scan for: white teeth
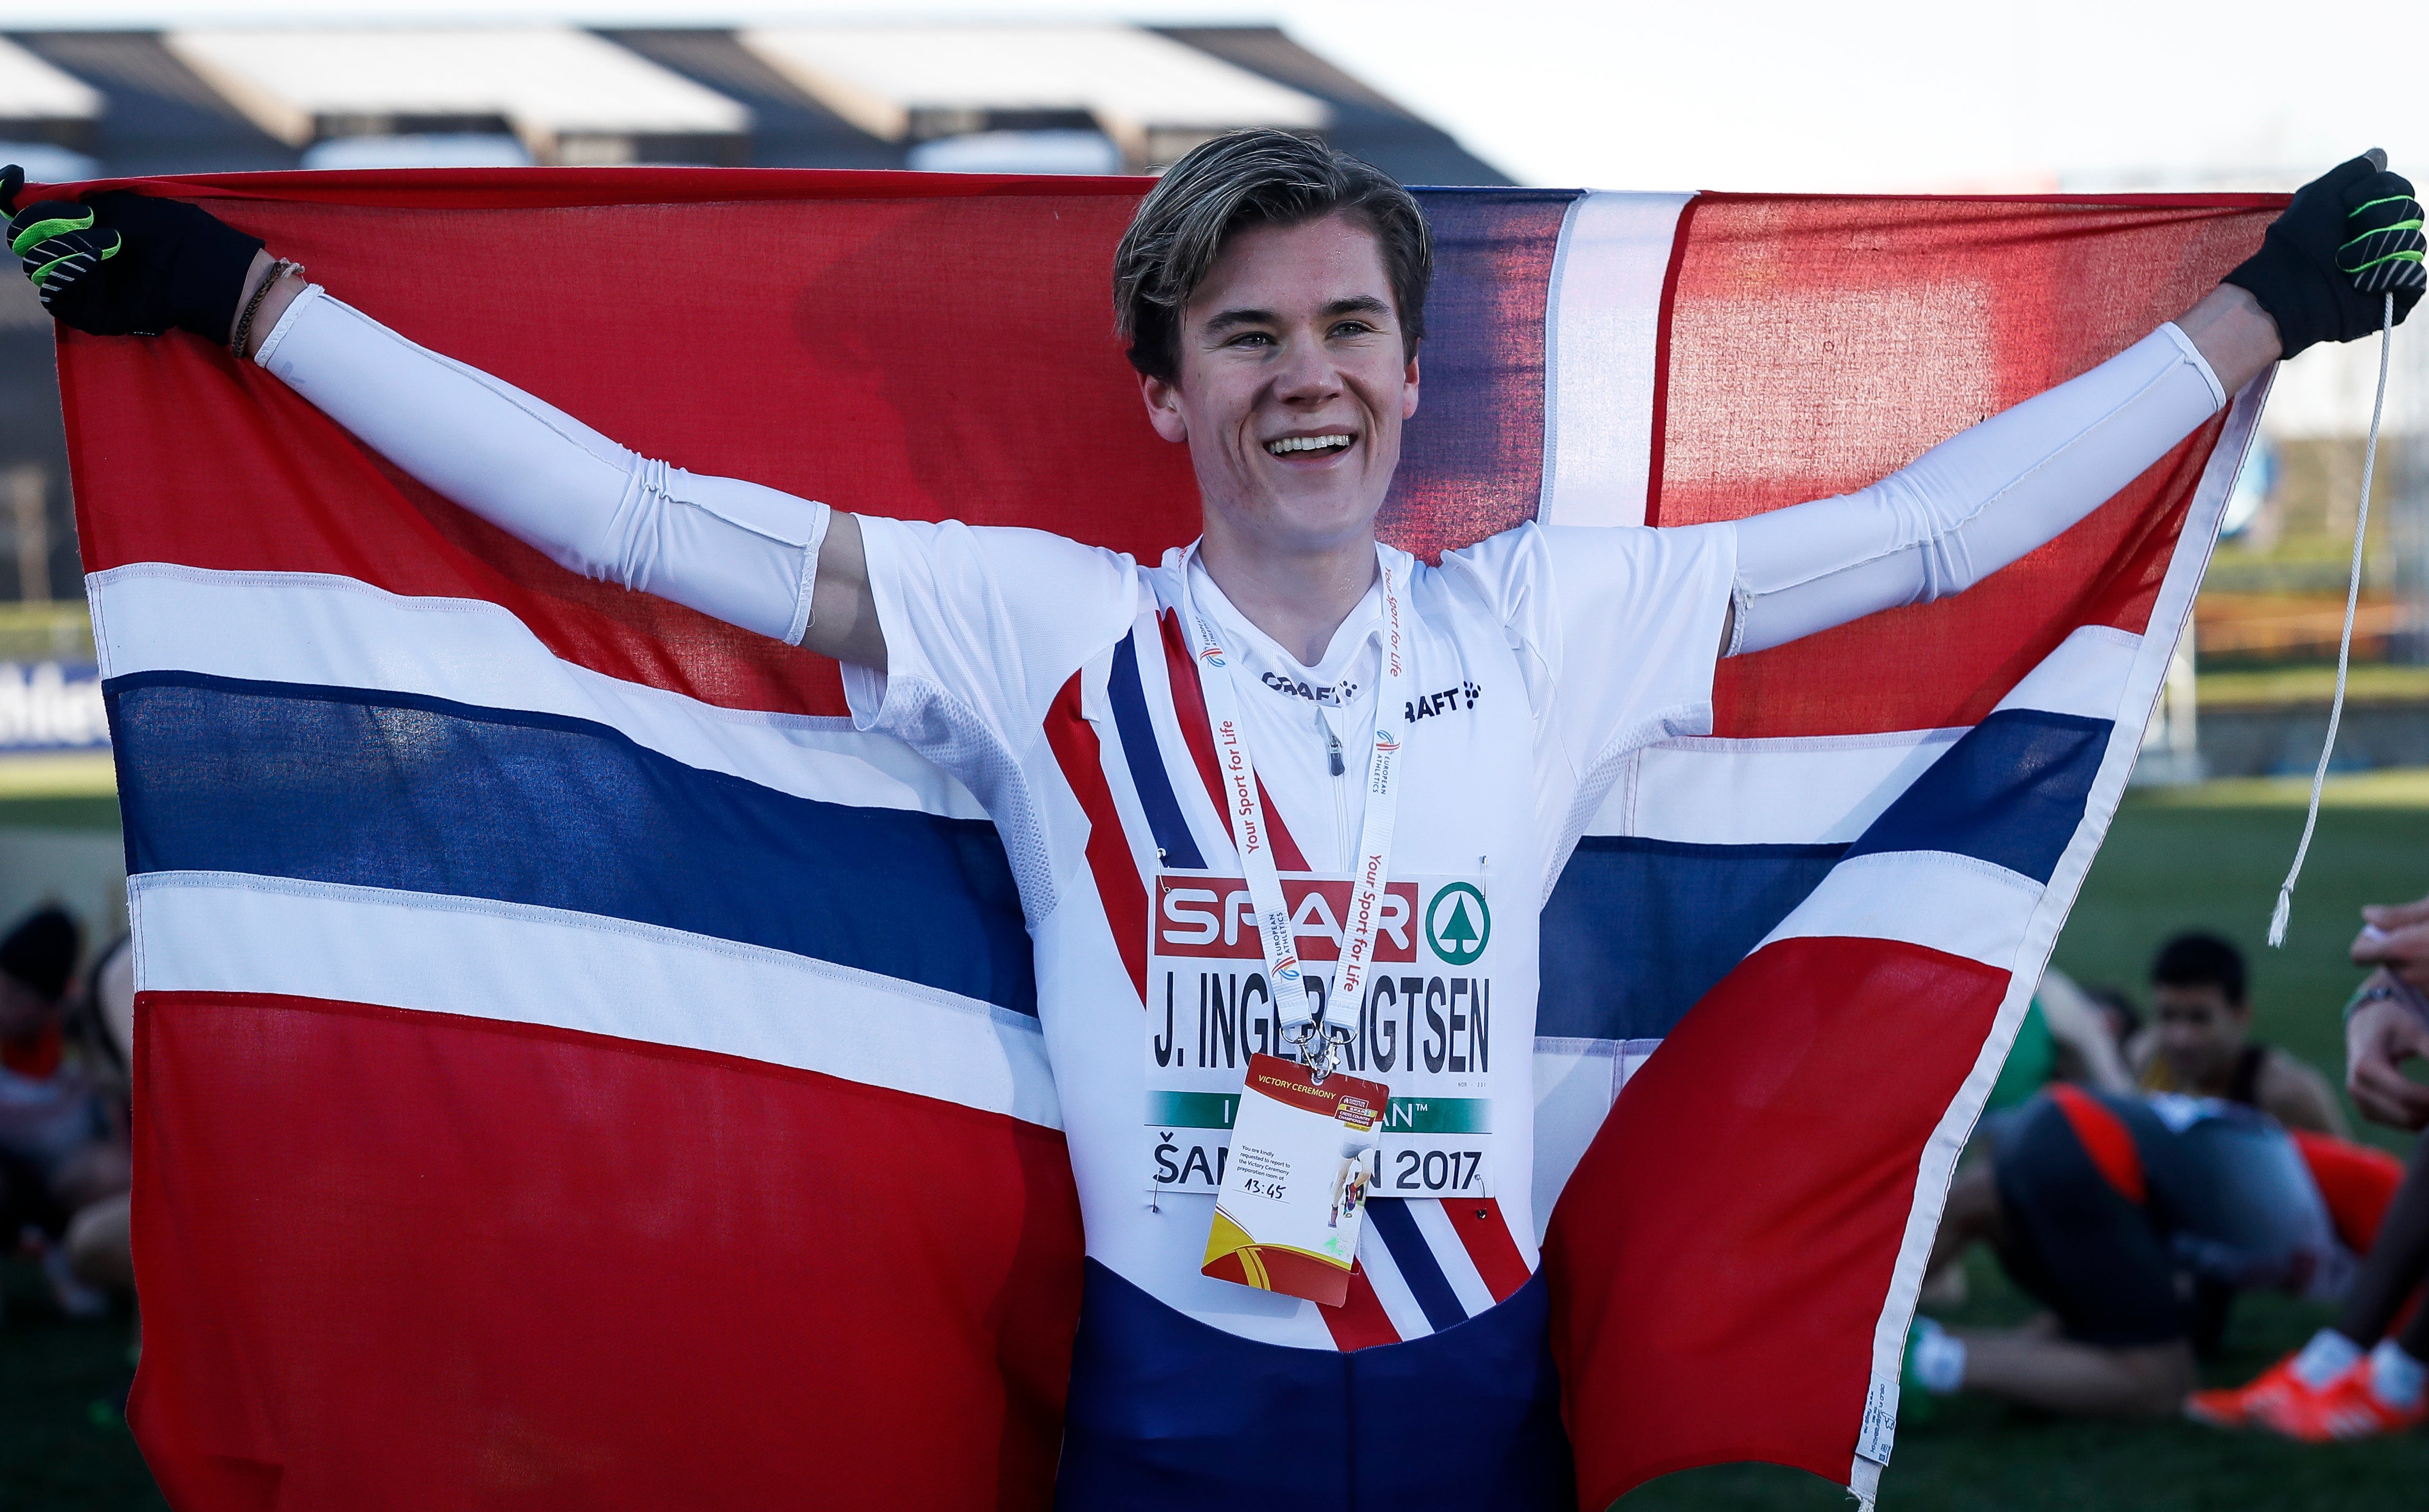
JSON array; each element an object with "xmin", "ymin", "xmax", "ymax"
[{"xmin": 1265, "ymin": 434, "xmax": 1353, "ymax": 456}]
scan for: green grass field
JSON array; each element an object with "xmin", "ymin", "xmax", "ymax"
[{"xmin": 4, "ymin": 788, "xmax": 2425, "ymax": 1509}]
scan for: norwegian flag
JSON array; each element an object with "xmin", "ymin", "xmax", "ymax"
[{"xmin": 53, "ymin": 169, "xmax": 2274, "ymax": 1508}]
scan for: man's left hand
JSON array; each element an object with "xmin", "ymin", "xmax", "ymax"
[{"xmin": 2225, "ymin": 152, "xmax": 2424, "ymax": 359}]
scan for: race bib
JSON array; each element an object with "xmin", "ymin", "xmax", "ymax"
[{"xmin": 1145, "ymin": 871, "xmax": 1498, "ymax": 1198}]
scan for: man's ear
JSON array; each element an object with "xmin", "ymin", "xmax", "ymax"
[
  {"xmin": 1401, "ymin": 342, "xmax": 1422, "ymax": 421},
  {"xmin": 1141, "ymin": 371, "xmax": 1189, "ymax": 444}
]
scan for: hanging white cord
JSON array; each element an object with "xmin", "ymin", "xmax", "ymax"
[{"xmin": 2268, "ymin": 291, "xmax": 2397, "ymax": 947}]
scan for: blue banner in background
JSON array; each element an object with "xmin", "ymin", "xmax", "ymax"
[{"xmin": 0, "ymin": 661, "xmax": 110, "ymax": 751}]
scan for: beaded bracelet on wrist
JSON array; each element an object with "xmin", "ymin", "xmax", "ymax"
[{"xmin": 230, "ymin": 258, "xmax": 300, "ymax": 361}]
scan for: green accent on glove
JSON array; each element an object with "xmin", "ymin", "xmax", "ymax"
[
  {"xmin": 2350, "ymin": 249, "xmax": 2427, "ymax": 275},
  {"xmin": 11, "ymin": 208, "xmax": 92, "ymax": 257},
  {"xmin": 28, "ymin": 247, "xmax": 81, "ymax": 287},
  {"xmin": 2344, "ymin": 220, "xmax": 2426, "ymax": 250}
]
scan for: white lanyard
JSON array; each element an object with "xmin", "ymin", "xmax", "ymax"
[{"xmin": 1178, "ymin": 545, "xmax": 1411, "ymax": 1078}]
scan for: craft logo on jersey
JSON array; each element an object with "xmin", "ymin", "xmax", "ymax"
[
  {"xmin": 1259, "ymin": 670, "xmax": 1357, "ymax": 706},
  {"xmin": 1426, "ymin": 882, "xmax": 1490, "ymax": 967},
  {"xmin": 1403, "ymin": 679, "xmax": 1483, "ymax": 724}
]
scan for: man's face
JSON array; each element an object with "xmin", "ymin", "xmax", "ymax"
[
  {"xmin": 2152, "ymin": 982, "xmax": 2250, "ymax": 1087},
  {"xmin": 1139, "ymin": 213, "xmax": 1419, "ymax": 557}
]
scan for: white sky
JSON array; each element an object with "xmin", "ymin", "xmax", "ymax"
[
  {"xmin": 1, "ymin": 0, "xmax": 2416, "ymax": 435},
  {"xmin": 0, "ymin": 0, "xmax": 2419, "ymax": 192}
]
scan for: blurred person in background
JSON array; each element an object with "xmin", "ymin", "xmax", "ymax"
[
  {"xmin": 61, "ymin": 935, "xmax": 135, "ymax": 1299},
  {"xmin": 1907, "ymin": 1082, "xmax": 2397, "ymax": 1420},
  {"xmin": 2084, "ymin": 982, "xmax": 2143, "ymax": 1055},
  {"xmin": 2021, "ymin": 968, "xmax": 2135, "ymax": 1097},
  {"xmin": 1918, "ymin": 968, "xmax": 2133, "ymax": 1310},
  {"xmin": 0, "ymin": 904, "xmax": 126, "ymax": 1318},
  {"xmin": 2190, "ymin": 890, "xmax": 2429, "ymax": 1440},
  {"xmin": 2131, "ymin": 930, "xmax": 2346, "ymax": 1136}
]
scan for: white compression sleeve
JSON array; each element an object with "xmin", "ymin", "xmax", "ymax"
[
  {"xmin": 254, "ymin": 285, "xmax": 828, "ymax": 645},
  {"xmin": 1728, "ymin": 324, "xmax": 2228, "ymax": 655}
]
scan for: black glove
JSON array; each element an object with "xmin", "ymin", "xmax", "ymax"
[
  {"xmin": 4, "ymin": 171, "xmax": 263, "ymax": 341},
  {"xmin": 2225, "ymin": 150, "xmax": 2425, "ymax": 359}
]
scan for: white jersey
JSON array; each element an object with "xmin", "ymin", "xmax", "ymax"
[{"xmin": 845, "ymin": 517, "xmax": 1735, "ymax": 1349}]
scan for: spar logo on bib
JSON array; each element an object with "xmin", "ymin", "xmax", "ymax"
[{"xmin": 1425, "ymin": 882, "xmax": 1490, "ymax": 966}]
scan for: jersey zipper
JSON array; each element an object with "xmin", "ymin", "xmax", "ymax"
[{"xmin": 1314, "ymin": 706, "xmax": 1349, "ymax": 868}]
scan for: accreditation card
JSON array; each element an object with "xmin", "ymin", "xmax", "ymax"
[{"xmin": 1201, "ymin": 1053, "xmax": 1388, "ymax": 1307}]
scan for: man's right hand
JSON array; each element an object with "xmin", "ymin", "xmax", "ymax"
[
  {"xmin": 4, "ymin": 170, "xmax": 264, "ymax": 342},
  {"xmin": 2345, "ymin": 971, "xmax": 2429, "ymax": 1131}
]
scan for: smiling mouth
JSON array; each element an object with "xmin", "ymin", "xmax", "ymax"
[{"xmin": 1265, "ymin": 434, "xmax": 1354, "ymax": 458}]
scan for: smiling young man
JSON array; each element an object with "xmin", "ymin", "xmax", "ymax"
[{"xmin": 10, "ymin": 133, "xmax": 2421, "ymax": 1504}]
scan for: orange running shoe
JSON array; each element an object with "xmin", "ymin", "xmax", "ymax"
[
  {"xmin": 2307, "ymin": 1361, "xmax": 2428, "ymax": 1441},
  {"xmin": 2185, "ymin": 1349, "xmax": 2317, "ymax": 1431}
]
